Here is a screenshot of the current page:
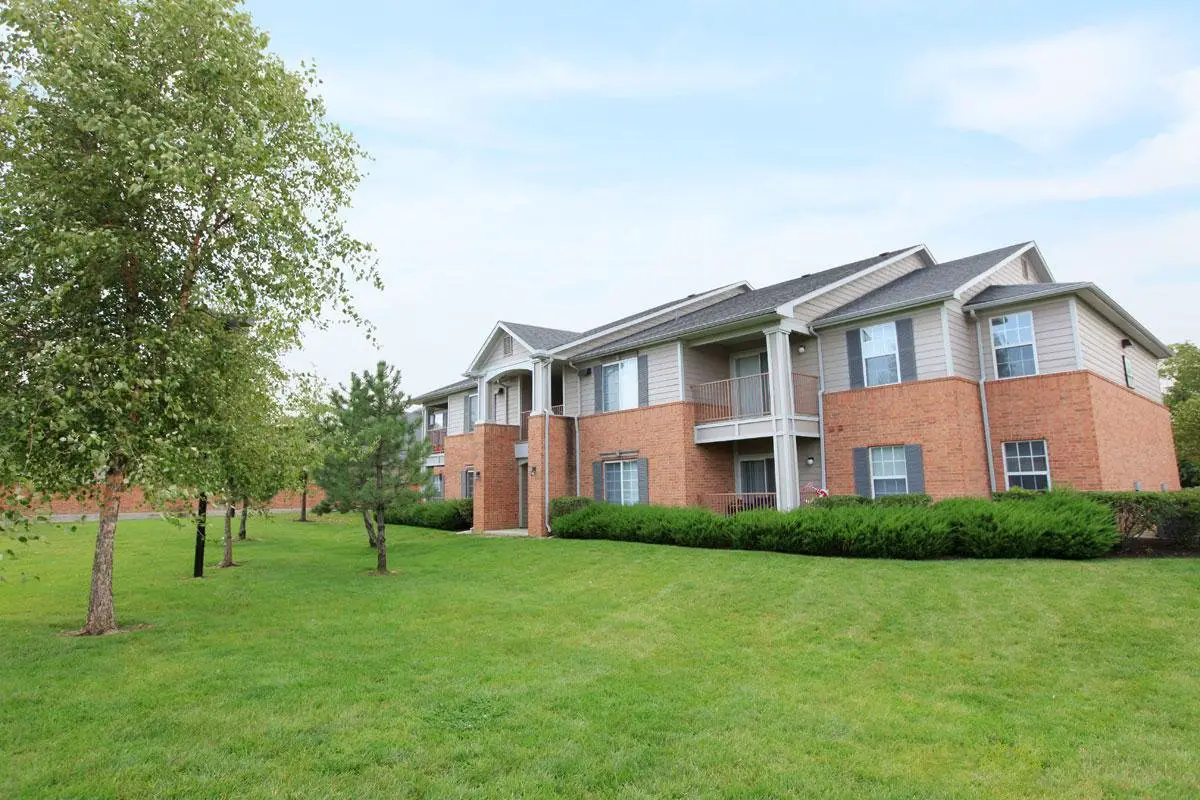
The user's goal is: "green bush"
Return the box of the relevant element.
[809,495,870,508]
[386,499,473,531]
[873,493,932,508]
[552,493,1119,559]
[549,496,594,522]
[1155,489,1200,547]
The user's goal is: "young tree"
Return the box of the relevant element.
[0,0,376,633]
[1161,342,1200,486]
[315,362,430,574]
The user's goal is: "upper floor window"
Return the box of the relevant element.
[603,460,640,505]
[861,322,900,387]
[427,409,446,429]
[464,393,478,432]
[1122,354,1135,388]
[600,357,638,412]
[1003,440,1050,491]
[869,445,908,496]
[991,311,1037,378]
[501,333,514,357]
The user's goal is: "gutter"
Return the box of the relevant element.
[570,311,782,364]
[810,291,954,331]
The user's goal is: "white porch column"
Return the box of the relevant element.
[765,326,801,510]
[531,357,553,413]
[475,375,488,424]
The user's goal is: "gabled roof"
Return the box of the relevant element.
[412,377,476,405]
[964,282,1172,359]
[570,246,925,360]
[812,242,1035,329]
[499,321,580,350]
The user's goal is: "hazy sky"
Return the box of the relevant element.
[244,0,1200,394]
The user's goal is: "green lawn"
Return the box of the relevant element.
[2,517,1199,799]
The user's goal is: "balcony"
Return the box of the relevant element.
[699,492,777,515]
[427,427,446,453]
[690,372,820,442]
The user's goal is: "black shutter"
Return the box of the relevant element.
[593,367,604,414]
[461,470,468,497]
[853,447,871,498]
[637,458,650,505]
[904,444,925,494]
[637,355,649,407]
[846,329,864,389]
[593,461,603,501]
[896,318,918,382]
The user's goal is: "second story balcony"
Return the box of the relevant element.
[427,426,446,453]
[691,372,819,423]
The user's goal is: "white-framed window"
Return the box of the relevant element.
[1122,354,1134,388]
[737,456,776,494]
[1003,440,1050,491]
[430,473,444,499]
[869,445,908,497]
[861,322,900,387]
[502,333,514,356]
[464,393,478,432]
[991,311,1037,378]
[427,408,446,429]
[603,460,640,505]
[600,357,638,412]
[462,468,477,499]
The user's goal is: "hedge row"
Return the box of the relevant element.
[552,493,1120,559]
[386,499,473,531]
[996,487,1200,547]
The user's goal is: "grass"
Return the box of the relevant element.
[2,516,1199,799]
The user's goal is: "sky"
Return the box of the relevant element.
[244,0,1200,394]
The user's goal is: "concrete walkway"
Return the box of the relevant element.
[456,528,530,537]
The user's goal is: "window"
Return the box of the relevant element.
[1122,354,1134,388]
[603,460,640,505]
[600,357,638,412]
[430,474,444,499]
[1003,440,1050,491]
[501,333,513,356]
[493,392,506,424]
[464,393,478,432]
[869,446,908,497]
[861,322,900,387]
[991,312,1037,378]
[427,409,445,429]
[737,457,776,494]
[462,469,477,499]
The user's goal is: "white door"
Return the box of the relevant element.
[733,353,769,417]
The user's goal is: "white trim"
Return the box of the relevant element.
[734,453,776,493]
[860,321,901,388]
[464,392,479,432]
[597,356,638,413]
[547,281,751,355]
[1000,439,1052,491]
[951,242,1036,300]
[940,305,955,375]
[601,458,640,505]
[676,341,685,401]
[465,322,539,375]
[729,346,768,379]
[988,310,1039,380]
[867,445,909,499]
[1067,296,1084,370]
[774,245,931,316]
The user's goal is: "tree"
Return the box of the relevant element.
[0,0,376,633]
[1161,342,1200,486]
[283,374,332,523]
[315,362,429,574]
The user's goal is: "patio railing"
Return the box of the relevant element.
[699,492,778,515]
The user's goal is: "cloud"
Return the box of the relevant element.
[907,22,1179,150]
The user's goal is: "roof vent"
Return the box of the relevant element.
[878,251,892,257]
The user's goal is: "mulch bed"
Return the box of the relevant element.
[1111,538,1200,558]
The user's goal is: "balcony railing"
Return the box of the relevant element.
[427,427,446,453]
[690,372,820,423]
[699,492,777,515]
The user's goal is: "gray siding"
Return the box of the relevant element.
[569,344,682,416]
[819,305,947,393]
[794,252,929,323]
[980,298,1076,380]
[562,369,580,416]
[945,300,980,379]
[446,389,474,435]
[645,343,681,405]
[478,330,531,374]
[959,252,1039,301]
[683,344,733,393]
[1076,300,1163,402]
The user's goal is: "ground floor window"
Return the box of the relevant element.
[1003,440,1050,490]
[463,468,477,499]
[603,460,640,505]
[737,456,776,494]
[869,445,908,497]
[430,473,444,499]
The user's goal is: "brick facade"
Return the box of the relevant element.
[6,485,325,516]
[527,413,574,536]
[443,430,481,500]
[472,423,523,532]
[986,371,1179,492]
[824,377,992,499]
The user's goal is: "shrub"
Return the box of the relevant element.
[809,495,869,509]
[386,499,473,531]
[1155,489,1200,548]
[549,496,594,522]
[1083,491,1162,543]
[937,493,1118,558]
[873,493,932,508]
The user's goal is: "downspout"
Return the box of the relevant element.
[971,311,998,493]
[543,409,551,534]
[816,332,828,489]
[574,416,581,496]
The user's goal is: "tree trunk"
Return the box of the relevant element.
[362,509,377,548]
[82,458,125,634]
[299,471,308,522]
[375,503,387,573]
[193,493,207,578]
[238,498,248,540]
[219,503,236,567]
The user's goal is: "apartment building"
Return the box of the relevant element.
[413,241,1179,534]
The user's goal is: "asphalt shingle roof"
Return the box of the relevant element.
[812,243,1031,327]
[570,246,922,360]
[500,321,581,350]
[963,281,1090,307]
[413,377,476,404]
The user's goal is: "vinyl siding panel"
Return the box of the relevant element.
[446,390,473,434]
[945,300,980,378]
[646,343,681,405]
[959,253,1039,301]
[562,370,580,416]
[795,252,929,323]
[794,336,819,376]
[683,345,733,393]
[572,344,681,416]
[981,298,1076,380]
[478,331,531,374]
[1076,300,1164,402]
[820,305,947,392]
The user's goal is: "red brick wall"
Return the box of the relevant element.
[824,377,992,499]
[443,430,481,500]
[986,371,1179,491]
[5,485,325,516]
[577,402,733,508]
[527,413,574,535]
[472,423,522,532]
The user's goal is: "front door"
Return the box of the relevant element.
[518,462,528,529]
[733,352,769,417]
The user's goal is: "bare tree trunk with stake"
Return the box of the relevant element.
[299,471,309,522]
[219,503,237,567]
[238,498,248,540]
